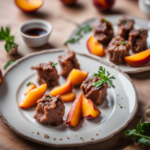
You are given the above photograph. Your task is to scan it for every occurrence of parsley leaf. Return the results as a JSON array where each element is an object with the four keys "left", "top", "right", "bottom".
[
  {"left": 102, "top": 18, "right": 109, "bottom": 23},
  {"left": 93, "top": 66, "right": 115, "bottom": 89},
  {"left": 139, "top": 29, "right": 142, "bottom": 33},
  {"left": 26, "top": 82, "right": 31, "bottom": 86},
  {"left": 0, "top": 27, "right": 18, "bottom": 53},
  {"left": 4, "top": 60, "right": 15, "bottom": 70},
  {"left": 52, "top": 63, "right": 58, "bottom": 67},
  {"left": 121, "top": 41, "right": 126, "bottom": 45},
  {"left": 64, "top": 24, "right": 92, "bottom": 45},
  {"left": 121, "top": 20, "right": 126, "bottom": 24},
  {"left": 124, "top": 119, "right": 150, "bottom": 147}
]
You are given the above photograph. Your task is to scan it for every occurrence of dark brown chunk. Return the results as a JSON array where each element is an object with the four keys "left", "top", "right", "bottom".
[
  {"left": 108, "top": 36, "right": 130, "bottom": 64},
  {"left": 93, "top": 18, "right": 114, "bottom": 44},
  {"left": 31, "top": 62, "right": 59, "bottom": 87},
  {"left": 33, "top": 94, "right": 65, "bottom": 126},
  {"left": 129, "top": 28, "right": 148, "bottom": 53},
  {"left": 117, "top": 17, "right": 134, "bottom": 40},
  {"left": 58, "top": 51, "right": 80, "bottom": 78},
  {"left": 80, "top": 76, "right": 108, "bottom": 105}
]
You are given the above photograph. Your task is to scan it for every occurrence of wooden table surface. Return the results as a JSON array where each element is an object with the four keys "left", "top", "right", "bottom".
[{"left": 0, "top": 0, "right": 150, "bottom": 150}]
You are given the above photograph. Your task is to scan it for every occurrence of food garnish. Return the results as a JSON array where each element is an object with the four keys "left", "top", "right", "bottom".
[
  {"left": 102, "top": 18, "right": 109, "bottom": 23},
  {"left": 26, "top": 82, "right": 31, "bottom": 86},
  {"left": 4, "top": 60, "right": 15, "bottom": 70},
  {"left": 124, "top": 119, "right": 150, "bottom": 147},
  {"left": 52, "top": 63, "right": 58, "bottom": 67},
  {"left": 0, "top": 27, "right": 18, "bottom": 55},
  {"left": 93, "top": 66, "right": 115, "bottom": 88},
  {"left": 121, "top": 41, "right": 126, "bottom": 45},
  {"left": 139, "top": 29, "right": 142, "bottom": 33},
  {"left": 121, "top": 20, "right": 126, "bottom": 24},
  {"left": 64, "top": 24, "right": 92, "bottom": 45},
  {"left": 120, "top": 106, "right": 123, "bottom": 108}
]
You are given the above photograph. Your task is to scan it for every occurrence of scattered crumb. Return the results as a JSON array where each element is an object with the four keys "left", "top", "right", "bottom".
[
  {"left": 37, "top": 132, "right": 39, "bottom": 135},
  {"left": 124, "top": 106, "right": 126, "bottom": 108},
  {"left": 67, "top": 137, "right": 69, "bottom": 139},
  {"left": 75, "top": 135, "right": 77, "bottom": 137},
  {"left": 80, "top": 137, "right": 82, "bottom": 139},
  {"left": 32, "top": 132, "right": 34, "bottom": 133},
  {"left": 19, "top": 121, "right": 21, "bottom": 122},
  {"left": 91, "top": 138, "right": 94, "bottom": 140},
  {"left": 118, "top": 104, "right": 120, "bottom": 106},
  {"left": 60, "top": 138, "right": 62, "bottom": 140},
  {"left": 120, "top": 106, "right": 123, "bottom": 108},
  {"left": 117, "top": 94, "right": 119, "bottom": 96},
  {"left": 44, "top": 134, "right": 49, "bottom": 138},
  {"left": 99, "top": 130, "right": 101, "bottom": 132},
  {"left": 82, "top": 139, "right": 84, "bottom": 141},
  {"left": 54, "top": 138, "right": 56, "bottom": 140},
  {"left": 121, "top": 97, "right": 123, "bottom": 99},
  {"left": 96, "top": 133, "right": 98, "bottom": 136}
]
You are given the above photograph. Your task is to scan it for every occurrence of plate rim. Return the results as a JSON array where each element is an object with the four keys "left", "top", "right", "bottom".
[
  {"left": 0, "top": 48, "right": 138, "bottom": 147},
  {"left": 68, "top": 14, "right": 150, "bottom": 74}
]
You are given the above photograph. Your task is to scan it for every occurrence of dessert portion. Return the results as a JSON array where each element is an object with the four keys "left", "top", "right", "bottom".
[
  {"left": 58, "top": 51, "right": 80, "bottom": 78},
  {"left": 117, "top": 17, "right": 134, "bottom": 40},
  {"left": 31, "top": 62, "right": 59, "bottom": 87},
  {"left": 129, "top": 28, "right": 148, "bottom": 53},
  {"left": 81, "top": 76, "right": 108, "bottom": 105},
  {"left": 93, "top": 18, "right": 114, "bottom": 44},
  {"left": 108, "top": 36, "right": 130, "bottom": 64},
  {"left": 34, "top": 94, "right": 65, "bottom": 126}
]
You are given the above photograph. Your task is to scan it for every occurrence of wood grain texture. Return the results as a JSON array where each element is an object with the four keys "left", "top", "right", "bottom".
[{"left": 0, "top": 0, "right": 149, "bottom": 150}]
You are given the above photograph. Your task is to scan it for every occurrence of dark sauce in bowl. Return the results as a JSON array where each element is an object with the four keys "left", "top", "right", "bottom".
[{"left": 23, "top": 28, "right": 47, "bottom": 36}]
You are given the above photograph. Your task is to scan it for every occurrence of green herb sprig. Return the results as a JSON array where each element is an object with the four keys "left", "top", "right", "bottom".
[
  {"left": 121, "top": 20, "right": 126, "bottom": 24},
  {"left": 0, "top": 27, "right": 18, "bottom": 53},
  {"left": 102, "top": 18, "right": 109, "bottom": 23},
  {"left": 124, "top": 119, "right": 150, "bottom": 147},
  {"left": 93, "top": 66, "right": 115, "bottom": 89},
  {"left": 121, "top": 41, "right": 126, "bottom": 45},
  {"left": 139, "top": 29, "right": 142, "bottom": 33},
  {"left": 4, "top": 60, "right": 15, "bottom": 70},
  {"left": 52, "top": 63, "right": 58, "bottom": 67},
  {"left": 26, "top": 82, "right": 31, "bottom": 86},
  {"left": 64, "top": 24, "right": 92, "bottom": 45}
]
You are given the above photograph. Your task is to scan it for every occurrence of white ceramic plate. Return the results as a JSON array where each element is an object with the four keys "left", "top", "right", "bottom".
[
  {"left": 0, "top": 49, "right": 137, "bottom": 147},
  {"left": 68, "top": 15, "right": 150, "bottom": 74}
]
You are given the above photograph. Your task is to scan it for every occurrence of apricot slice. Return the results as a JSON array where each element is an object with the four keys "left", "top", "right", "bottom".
[
  {"left": 50, "top": 81, "right": 73, "bottom": 96},
  {"left": 66, "top": 69, "right": 88, "bottom": 87},
  {"left": 87, "top": 35, "right": 105, "bottom": 57},
  {"left": 61, "top": 92, "right": 76, "bottom": 102},
  {"left": 24, "top": 83, "right": 37, "bottom": 96},
  {"left": 82, "top": 97, "right": 101, "bottom": 119},
  {"left": 124, "top": 49, "right": 150, "bottom": 67},
  {"left": 66, "top": 93, "right": 83, "bottom": 127},
  {"left": 15, "top": 0, "right": 43, "bottom": 13},
  {"left": 0, "top": 69, "right": 2, "bottom": 84},
  {"left": 18, "top": 83, "right": 47, "bottom": 108}
]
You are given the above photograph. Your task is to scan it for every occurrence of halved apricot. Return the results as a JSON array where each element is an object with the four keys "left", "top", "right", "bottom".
[
  {"left": 87, "top": 35, "right": 105, "bottom": 57},
  {"left": 50, "top": 81, "right": 73, "bottom": 96},
  {"left": 66, "top": 93, "right": 83, "bottom": 127},
  {"left": 66, "top": 69, "right": 88, "bottom": 87},
  {"left": 61, "top": 92, "right": 76, "bottom": 102},
  {"left": 125, "top": 49, "right": 150, "bottom": 67},
  {"left": 15, "top": 0, "right": 43, "bottom": 13},
  {"left": 18, "top": 83, "right": 47, "bottom": 108},
  {"left": 82, "top": 97, "right": 101, "bottom": 119},
  {"left": 24, "top": 83, "right": 37, "bottom": 96}
]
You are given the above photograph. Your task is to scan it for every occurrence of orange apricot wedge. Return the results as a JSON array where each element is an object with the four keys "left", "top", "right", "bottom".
[
  {"left": 24, "top": 83, "right": 37, "bottom": 96},
  {"left": 15, "top": 0, "right": 43, "bottom": 13},
  {"left": 61, "top": 92, "right": 76, "bottom": 102},
  {"left": 0, "top": 69, "right": 2, "bottom": 84},
  {"left": 66, "top": 69, "right": 88, "bottom": 87},
  {"left": 18, "top": 83, "right": 47, "bottom": 108},
  {"left": 125, "top": 49, "right": 150, "bottom": 67},
  {"left": 50, "top": 81, "right": 73, "bottom": 96},
  {"left": 82, "top": 97, "right": 101, "bottom": 119},
  {"left": 66, "top": 93, "right": 83, "bottom": 127},
  {"left": 87, "top": 35, "right": 105, "bottom": 57}
]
